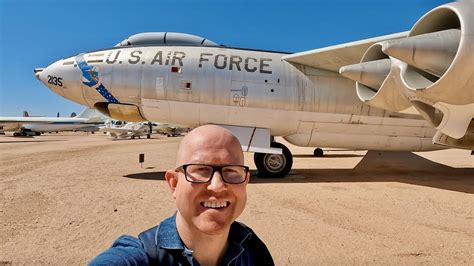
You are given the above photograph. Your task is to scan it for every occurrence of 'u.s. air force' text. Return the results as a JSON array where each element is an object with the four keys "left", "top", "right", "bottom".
[{"left": 105, "top": 50, "right": 272, "bottom": 74}]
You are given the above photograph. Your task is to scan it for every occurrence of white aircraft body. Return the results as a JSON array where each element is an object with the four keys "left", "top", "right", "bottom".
[
  {"left": 0, "top": 108, "right": 105, "bottom": 136},
  {"left": 100, "top": 121, "right": 151, "bottom": 139},
  {"left": 35, "top": 1, "right": 474, "bottom": 177}
]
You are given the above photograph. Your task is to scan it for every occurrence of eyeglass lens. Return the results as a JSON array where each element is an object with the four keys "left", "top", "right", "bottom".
[{"left": 185, "top": 164, "right": 247, "bottom": 183}]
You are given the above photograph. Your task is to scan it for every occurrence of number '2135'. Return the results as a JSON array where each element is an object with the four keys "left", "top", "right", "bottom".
[{"left": 48, "top": 75, "right": 63, "bottom": 87}]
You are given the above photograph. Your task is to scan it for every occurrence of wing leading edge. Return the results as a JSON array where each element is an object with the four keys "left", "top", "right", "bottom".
[{"left": 282, "top": 32, "right": 408, "bottom": 72}]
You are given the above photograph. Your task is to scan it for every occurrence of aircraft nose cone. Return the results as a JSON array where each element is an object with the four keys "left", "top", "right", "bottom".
[
  {"left": 36, "top": 60, "right": 66, "bottom": 97},
  {"left": 34, "top": 68, "right": 44, "bottom": 79},
  {"left": 35, "top": 57, "right": 90, "bottom": 107}
]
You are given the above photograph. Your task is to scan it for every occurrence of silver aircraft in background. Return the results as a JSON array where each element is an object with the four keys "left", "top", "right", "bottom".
[
  {"left": 0, "top": 108, "right": 106, "bottom": 136},
  {"left": 35, "top": 1, "right": 474, "bottom": 177}
]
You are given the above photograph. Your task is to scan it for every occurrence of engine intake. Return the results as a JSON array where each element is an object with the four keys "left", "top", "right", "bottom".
[
  {"left": 384, "top": 1, "right": 474, "bottom": 139},
  {"left": 339, "top": 43, "right": 412, "bottom": 113}
]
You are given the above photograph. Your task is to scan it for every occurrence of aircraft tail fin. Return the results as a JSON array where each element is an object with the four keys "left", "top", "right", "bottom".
[
  {"left": 76, "top": 108, "right": 100, "bottom": 119},
  {"left": 76, "top": 108, "right": 107, "bottom": 123}
]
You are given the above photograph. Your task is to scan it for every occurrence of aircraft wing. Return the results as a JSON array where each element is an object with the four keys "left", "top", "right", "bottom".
[
  {"left": 0, "top": 117, "right": 89, "bottom": 124},
  {"left": 0, "top": 117, "right": 57, "bottom": 124},
  {"left": 102, "top": 126, "right": 147, "bottom": 134},
  {"left": 282, "top": 32, "right": 408, "bottom": 72},
  {"left": 99, "top": 127, "right": 133, "bottom": 134},
  {"left": 0, "top": 117, "right": 83, "bottom": 130}
]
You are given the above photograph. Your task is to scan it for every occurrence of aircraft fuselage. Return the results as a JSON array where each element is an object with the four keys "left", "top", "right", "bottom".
[{"left": 38, "top": 45, "right": 438, "bottom": 151}]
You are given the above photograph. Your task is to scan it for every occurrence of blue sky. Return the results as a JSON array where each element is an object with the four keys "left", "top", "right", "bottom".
[{"left": 0, "top": 0, "right": 448, "bottom": 116}]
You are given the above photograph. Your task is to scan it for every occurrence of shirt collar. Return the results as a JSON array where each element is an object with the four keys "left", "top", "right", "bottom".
[
  {"left": 156, "top": 213, "right": 184, "bottom": 249},
  {"left": 156, "top": 213, "right": 253, "bottom": 250}
]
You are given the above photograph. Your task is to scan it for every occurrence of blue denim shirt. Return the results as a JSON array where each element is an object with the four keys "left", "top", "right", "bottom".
[{"left": 89, "top": 214, "right": 273, "bottom": 265}]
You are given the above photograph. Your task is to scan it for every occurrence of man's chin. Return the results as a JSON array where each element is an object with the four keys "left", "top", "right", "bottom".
[{"left": 193, "top": 217, "right": 231, "bottom": 235}]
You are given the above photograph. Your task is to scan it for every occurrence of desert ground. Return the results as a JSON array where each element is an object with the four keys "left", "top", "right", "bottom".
[{"left": 0, "top": 132, "right": 473, "bottom": 265}]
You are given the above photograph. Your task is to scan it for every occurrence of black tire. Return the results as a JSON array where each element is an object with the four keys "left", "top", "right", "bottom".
[
  {"left": 254, "top": 142, "right": 293, "bottom": 178},
  {"left": 147, "top": 134, "right": 151, "bottom": 139},
  {"left": 131, "top": 136, "right": 135, "bottom": 139},
  {"left": 313, "top": 148, "right": 324, "bottom": 157}
]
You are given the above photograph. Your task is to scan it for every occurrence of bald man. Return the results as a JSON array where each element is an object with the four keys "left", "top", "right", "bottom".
[{"left": 89, "top": 125, "right": 274, "bottom": 266}]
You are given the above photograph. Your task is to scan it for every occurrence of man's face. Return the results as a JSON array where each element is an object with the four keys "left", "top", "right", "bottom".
[{"left": 166, "top": 130, "right": 248, "bottom": 235}]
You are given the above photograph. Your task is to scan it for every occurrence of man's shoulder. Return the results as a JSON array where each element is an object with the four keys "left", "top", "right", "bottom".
[
  {"left": 89, "top": 215, "right": 174, "bottom": 266},
  {"left": 89, "top": 235, "right": 149, "bottom": 265}
]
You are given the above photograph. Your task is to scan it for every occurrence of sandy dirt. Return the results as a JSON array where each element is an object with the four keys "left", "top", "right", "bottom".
[{"left": 0, "top": 133, "right": 473, "bottom": 265}]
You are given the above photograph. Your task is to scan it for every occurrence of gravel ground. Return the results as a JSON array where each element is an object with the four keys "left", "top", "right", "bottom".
[{"left": 0, "top": 133, "right": 473, "bottom": 265}]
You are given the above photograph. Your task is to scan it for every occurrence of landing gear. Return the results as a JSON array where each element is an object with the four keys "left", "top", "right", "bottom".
[
  {"left": 147, "top": 122, "right": 153, "bottom": 139},
  {"left": 313, "top": 148, "right": 324, "bottom": 157},
  {"left": 13, "top": 131, "right": 35, "bottom": 137},
  {"left": 254, "top": 142, "right": 293, "bottom": 178}
]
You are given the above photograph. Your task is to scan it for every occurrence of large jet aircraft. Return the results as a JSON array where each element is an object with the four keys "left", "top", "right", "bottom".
[
  {"left": 0, "top": 108, "right": 106, "bottom": 136},
  {"left": 35, "top": 1, "right": 473, "bottom": 177}
]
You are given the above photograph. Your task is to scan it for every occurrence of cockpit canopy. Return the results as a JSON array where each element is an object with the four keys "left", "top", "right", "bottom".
[{"left": 116, "top": 32, "right": 219, "bottom": 47}]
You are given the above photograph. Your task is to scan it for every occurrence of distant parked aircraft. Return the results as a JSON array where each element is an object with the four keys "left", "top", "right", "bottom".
[
  {"left": 153, "top": 123, "right": 190, "bottom": 137},
  {"left": 100, "top": 120, "right": 151, "bottom": 139},
  {"left": 0, "top": 108, "right": 106, "bottom": 136}
]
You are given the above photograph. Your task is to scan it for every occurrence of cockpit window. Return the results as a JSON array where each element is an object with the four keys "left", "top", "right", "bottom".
[{"left": 116, "top": 32, "right": 219, "bottom": 47}]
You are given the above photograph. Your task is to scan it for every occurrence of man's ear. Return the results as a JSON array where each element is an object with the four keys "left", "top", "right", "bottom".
[
  {"left": 244, "top": 171, "right": 250, "bottom": 185},
  {"left": 165, "top": 170, "right": 178, "bottom": 196}
]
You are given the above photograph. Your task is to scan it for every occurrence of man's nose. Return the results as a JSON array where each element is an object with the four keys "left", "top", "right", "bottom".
[{"left": 207, "top": 171, "right": 226, "bottom": 192}]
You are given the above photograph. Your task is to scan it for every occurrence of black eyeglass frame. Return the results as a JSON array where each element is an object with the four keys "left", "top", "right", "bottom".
[{"left": 175, "top": 164, "right": 250, "bottom": 184}]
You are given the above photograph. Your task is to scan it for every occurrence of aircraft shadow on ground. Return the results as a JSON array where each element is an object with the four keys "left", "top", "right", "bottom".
[
  {"left": 124, "top": 151, "right": 473, "bottom": 194},
  {"left": 293, "top": 154, "right": 364, "bottom": 158},
  {"left": 125, "top": 171, "right": 166, "bottom": 180}
]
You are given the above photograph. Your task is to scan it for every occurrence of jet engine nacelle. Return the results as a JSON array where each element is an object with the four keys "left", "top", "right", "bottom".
[
  {"left": 381, "top": 1, "right": 474, "bottom": 139},
  {"left": 339, "top": 43, "right": 413, "bottom": 113}
]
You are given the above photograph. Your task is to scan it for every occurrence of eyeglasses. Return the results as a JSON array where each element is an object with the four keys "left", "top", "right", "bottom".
[{"left": 175, "top": 164, "right": 249, "bottom": 184}]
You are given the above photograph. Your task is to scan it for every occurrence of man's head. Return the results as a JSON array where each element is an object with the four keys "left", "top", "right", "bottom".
[{"left": 165, "top": 125, "right": 249, "bottom": 235}]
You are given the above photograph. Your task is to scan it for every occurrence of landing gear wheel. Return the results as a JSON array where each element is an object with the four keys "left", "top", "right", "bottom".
[
  {"left": 313, "top": 148, "right": 324, "bottom": 157},
  {"left": 131, "top": 136, "right": 135, "bottom": 139},
  {"left": 147, "top": 134, "right": 151, "bottom": 139},
  {"left": 254, "top": 142, "right": 293, "bottom": 178}
]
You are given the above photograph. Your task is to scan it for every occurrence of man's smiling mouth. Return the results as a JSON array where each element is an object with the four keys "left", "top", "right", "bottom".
[{"left": 201, "top": 201, "right": 230, "bottom": 209}]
